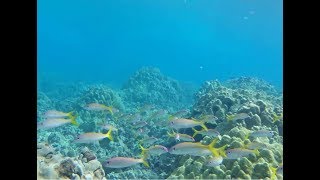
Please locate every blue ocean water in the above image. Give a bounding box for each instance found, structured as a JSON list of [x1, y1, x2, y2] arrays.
[[38, 0, 282, 89], [37, 1, 283, 179]]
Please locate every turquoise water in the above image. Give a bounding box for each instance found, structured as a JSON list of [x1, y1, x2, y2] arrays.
[[37, 1, 283, 179], [38, 0, 282, 88]]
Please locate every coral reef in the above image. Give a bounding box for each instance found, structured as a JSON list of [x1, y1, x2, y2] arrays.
[[121, 67, 186, 110], [225, 77, 279, 96], [75, 84, 125, 111], [168, 135, 282, 179], [192, 79, 283, 131], [167, 77, 283, 179], [37, 71, 283, 180]]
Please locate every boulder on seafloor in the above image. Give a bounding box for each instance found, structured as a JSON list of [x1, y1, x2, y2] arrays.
[[239, 157, 253, 174], [58, 158, 82, 178], [256, 100, 267, 112], [249, 103, 260, 114], [260, 149, 276, 163], [229, 139, 243, 149], [80, 147, 97, 162], [227, 126, 248, 140], [252, 162, 272, 179], [216, 135, 232, 147], [260, 112, 274, 127], [37, 142, 106, 180], [246, 114, 262, 128]]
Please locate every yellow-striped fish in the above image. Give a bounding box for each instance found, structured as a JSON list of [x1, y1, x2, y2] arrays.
[[167, 130, 195, 142], [226, 113, 250, 122], [139, 136, 158, 146], [103, 156, 149, 168], [245, 130, 274, 139], [139, 144, 168, 157], [168, 138, 226, 157], [43, 110, 74, 119], [84, 103, 114, 115], [205, 156, 224, 167], [192, 128, 220, 138], [245, 140, 268, 150], [225, 148, 259, 159], [74, 129, 113, 143], [37, 116, 78, 129], [168, 118, 208, 131], [199, 115, 218, 124], [99, 123, 118, 132]]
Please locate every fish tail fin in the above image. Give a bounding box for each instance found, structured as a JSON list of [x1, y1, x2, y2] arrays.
[[272, 113, 278, 123], [207, 137, 220, 157], [105, 129, 113, 141], [105, 106, 114, 116], [67, 111, 75, 118], [272, 118, 277, 123], [226, 114, 234, 122], [139, 144, 147, 157], [244, 132, 251, 140], [200, 122, 208, 131], [218, 144, 228, 157], [192, 128, 199, 137], [167, 130, 174, 137], [272, 113, 281, 123], [141, 154, 149, 168], [270, 166, 277, 180], [253, 149, 260, 156], [70, 115, 79, 126]]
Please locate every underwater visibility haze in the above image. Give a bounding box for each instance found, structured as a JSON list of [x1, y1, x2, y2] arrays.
[[37, 0, 283, 179]]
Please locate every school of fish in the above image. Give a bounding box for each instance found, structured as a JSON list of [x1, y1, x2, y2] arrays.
[[37, 102, 282, 176]]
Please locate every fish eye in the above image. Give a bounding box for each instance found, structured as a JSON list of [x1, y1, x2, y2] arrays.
[[173, 147, 176, 151], [171, 122, 174, 124], [106, 161, 110, 164], [77, 137, 80, 139]]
